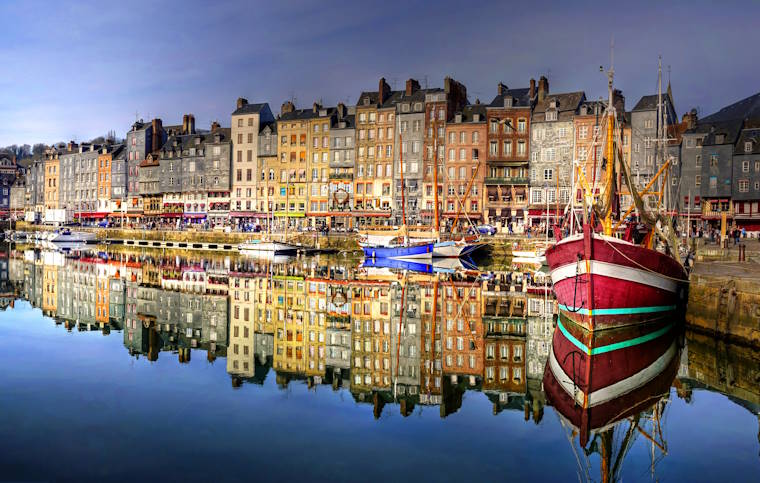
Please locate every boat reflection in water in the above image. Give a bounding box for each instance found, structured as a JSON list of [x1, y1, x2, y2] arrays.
[[544, 312, 682, 482]]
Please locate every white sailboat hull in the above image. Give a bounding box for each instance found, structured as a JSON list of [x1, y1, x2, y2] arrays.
[[238, 241, 297, 254]]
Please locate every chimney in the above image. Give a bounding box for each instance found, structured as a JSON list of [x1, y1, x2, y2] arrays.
[[67, 141, 77, 152], [444, 76, 468, 113], [151, 118, 163, 153], [378, 77, 391, 105], [211, 121, 220, 133], [685, 108, 698, 130], [313, 102, 321, 113], [538, 76, 549, 102], [188, 114, 195, 135], [529, 78, 536, 100], [237, 97, 248, 110], [182, 114, 189, 134], [497, 82, 508, 96], [405, 78, 420, 96], [337, 103, 346, 119], [281, 101, 295, 115]]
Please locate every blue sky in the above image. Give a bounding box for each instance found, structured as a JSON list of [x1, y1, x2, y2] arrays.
[[2, 0, 759, 146]]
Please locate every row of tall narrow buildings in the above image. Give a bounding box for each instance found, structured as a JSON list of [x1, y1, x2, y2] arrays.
[[9, 76, 760, 231]]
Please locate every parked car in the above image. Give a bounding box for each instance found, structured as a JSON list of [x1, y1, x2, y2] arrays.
[[475, 224, 497, 236]]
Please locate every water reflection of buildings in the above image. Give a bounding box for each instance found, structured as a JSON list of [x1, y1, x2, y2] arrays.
[[16, 247, 758, 444]]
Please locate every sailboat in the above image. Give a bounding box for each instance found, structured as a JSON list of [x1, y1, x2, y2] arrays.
[[239, 176, 298, 255], [358, 132, 483, 258], [361, 134, 435, 260], [545, 57, 688, 332]]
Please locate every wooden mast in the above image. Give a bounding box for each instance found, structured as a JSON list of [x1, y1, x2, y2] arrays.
[[602, 46, 616, 236]]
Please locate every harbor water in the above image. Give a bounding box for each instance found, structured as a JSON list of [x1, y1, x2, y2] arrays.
[[0, 246, 758, 482]]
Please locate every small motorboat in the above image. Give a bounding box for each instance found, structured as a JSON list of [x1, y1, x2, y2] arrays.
[[238, 240, 298, 255], [50, 228, 97, 244]]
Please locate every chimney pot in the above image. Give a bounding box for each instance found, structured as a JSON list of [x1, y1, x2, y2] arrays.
[[379, 77, 390, 105], [529, 78, 536, 100], [237, 97, 248, 110], [538, 76, 549, 102], [182, 115, 189, 134], [497, 82, 508, 96], [188, 114, 196, 135]]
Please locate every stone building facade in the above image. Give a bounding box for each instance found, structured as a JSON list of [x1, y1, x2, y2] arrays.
[[529, 83, 584, 225], [732, 123, 760, 229], [393, 79, 427, 225]]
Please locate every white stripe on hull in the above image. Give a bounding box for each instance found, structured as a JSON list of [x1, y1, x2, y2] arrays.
[[548, 340, 678, 407], [550, 260, 678, 293]]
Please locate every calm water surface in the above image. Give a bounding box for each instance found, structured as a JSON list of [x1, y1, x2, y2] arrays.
[[0, 246, 758, 482]]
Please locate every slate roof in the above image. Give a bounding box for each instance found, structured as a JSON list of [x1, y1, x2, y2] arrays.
[[734, 127, 760, 155], [701, 91, 760, 123], [231, 102, 269, 116], [532, 91, 586, 122], [259, 121, 277, 135], [452, 103, 487, 123], [332, 114, 355, 130], [633, 93, 674, 111], [279, 108, 320, 121], [160, 128, 232, 156], [488, 87, 531, 108], [701, 119, 744, 146]]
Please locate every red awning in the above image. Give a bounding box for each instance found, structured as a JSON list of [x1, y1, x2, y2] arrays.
[[183, 213, 206, 219], [162, 213, 182, 218]]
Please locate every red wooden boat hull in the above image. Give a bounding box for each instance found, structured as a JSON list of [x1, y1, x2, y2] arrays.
[[543, 314, 680, 445], [546, 225, 687, 331]]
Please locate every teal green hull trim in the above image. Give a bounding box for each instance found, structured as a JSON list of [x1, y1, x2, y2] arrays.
[[557, 318, 674, 356], [557, 304, 676, 316]]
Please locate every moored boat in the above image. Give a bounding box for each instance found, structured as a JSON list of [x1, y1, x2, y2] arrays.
[[50, 228, 97, 244], [238, 240, 298, 255], [362, 239, 433, 260], [547, 229, 687, 331]]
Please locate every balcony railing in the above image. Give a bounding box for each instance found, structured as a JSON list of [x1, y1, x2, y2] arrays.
[[484, 176, 529, 185], [329, 173, 353, 180]]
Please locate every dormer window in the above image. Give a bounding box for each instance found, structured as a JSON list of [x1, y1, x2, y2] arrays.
[[549, 99, 558, 109], [363, 97, 370, 106], [503, 97, 513, 108], [194, 137, 201, 146], [745, 141, 753, 153], [401, 104, 410, 113], [545, 111, 557, 122], [716, 134, 725, 144]]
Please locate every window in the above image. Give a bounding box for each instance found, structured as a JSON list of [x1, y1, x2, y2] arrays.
[[710, 155, 718, 167], [490, 120, 498, 133], [558, 127, 567, 138], [579, 126, 588, 139], [709, 176, 717, 189], [742, 160, 750, 172], [695, 175, 701, 187], [746, 141, 754, 153], [459, 148, 466, 160], [531, 188, 542, 204], [543, 168, 553, 181], [739, 179, 749, 192], [545, 111, 557, 121], [503, 141, 512, 156], [695, 154, 702, 167], [489, 141, 498, 156], [517, 119, 526, 133], [517, 141, 526, 156]]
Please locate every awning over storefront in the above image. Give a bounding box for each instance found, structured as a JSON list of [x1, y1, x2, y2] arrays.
[[183, 213, 206, 219], [75, 212, 109, 219], [162, 213, 183, 218]]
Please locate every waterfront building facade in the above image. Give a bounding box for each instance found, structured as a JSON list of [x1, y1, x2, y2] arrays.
[[529, 82, 584, 226], [443, 103, 487, 228], [485, 83, 532, 232], [328, 104, 355, 229], [230, 99, 274, 225]]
